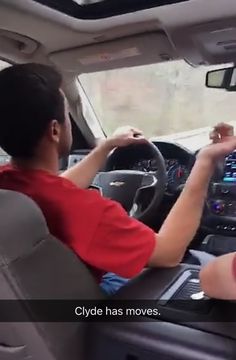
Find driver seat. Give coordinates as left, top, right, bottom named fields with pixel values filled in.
left=0, top=189, right=103, bottom=360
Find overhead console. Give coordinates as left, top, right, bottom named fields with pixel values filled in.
left=88, top=264, right=236, bottom=360
left=170, top=19, right=236, bottom=66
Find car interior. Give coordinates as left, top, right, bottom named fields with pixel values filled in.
left=1, top=0, right=236, bottom=359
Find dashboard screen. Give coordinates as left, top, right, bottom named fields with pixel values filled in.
left=223, top=151, right=236, bottom=182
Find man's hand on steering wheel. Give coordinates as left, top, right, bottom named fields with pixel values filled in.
left=100, top=126, right=148, bottom=151
left=62, top=125, right=149, bottom=189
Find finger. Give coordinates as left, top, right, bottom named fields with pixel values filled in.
left=214, top=123, right=234, bottom=137
left=120, top=125, right=142, bottom=132
left=129, top=134, right=146, bottom=140
left=209, top=130, right=217, bottom=139
left=209, top=130, right=220, bottom=143
left=214, top=122, right=233, bottom=130
left=214, top=122, right=231, bottom=128
left=132, top=133, right=143, bottom=139
left=127, top=136, right=147, bottom=144
left=214, top=122, right=227, bottom=129
left=130, top=128, right=143, bottom=136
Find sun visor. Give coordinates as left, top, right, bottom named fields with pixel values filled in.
left=50, top=32, right=176, bottom=74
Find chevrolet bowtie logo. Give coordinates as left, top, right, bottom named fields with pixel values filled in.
left=109, top=181, right=125, bottom=187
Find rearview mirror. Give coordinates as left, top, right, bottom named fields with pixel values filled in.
left=206, top=66, right=236, bottom=91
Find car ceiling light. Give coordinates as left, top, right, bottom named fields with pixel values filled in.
left=72, top=0, right=104, bottom=5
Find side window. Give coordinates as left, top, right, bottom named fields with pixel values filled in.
left=0, top=60, right=11, bottom=161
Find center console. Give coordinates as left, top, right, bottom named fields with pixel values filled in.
left=200, top=234, right=236, bottom=255
left=88, top=265, right=236, bottom=360
left=206, top=182, right=236, bottom=232
left=204, top=151, right=236, bottom=237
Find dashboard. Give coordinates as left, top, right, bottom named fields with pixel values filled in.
left=123, top=157, right=189, bottom=193
left=166, top=159, right=190, bottom=193
left=144, top=141, right=195, bottom=193
left=108, top=141, right=195, bottom=194
left=65, top=142, right=195, bottom=194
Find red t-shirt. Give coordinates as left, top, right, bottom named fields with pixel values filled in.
left=0, top=165, right=155, bottom=281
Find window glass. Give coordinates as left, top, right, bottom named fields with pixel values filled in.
left=79, top=60, right=236, bottom=149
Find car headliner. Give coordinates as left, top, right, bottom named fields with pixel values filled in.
left=0, top=0, right=236, bottom=65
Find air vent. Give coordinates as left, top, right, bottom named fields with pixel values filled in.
left=216, top=39, right=236, bottom=51
left=224, top=45, right=236, bottom=51
left=193, top=25, right=236, bottom=59
left=217, top=40, right=236, bottom=46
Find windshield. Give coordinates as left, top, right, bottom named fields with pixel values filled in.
left=79, top=60, right=236, bottom=150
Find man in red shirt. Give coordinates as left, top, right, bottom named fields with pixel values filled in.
left=0, top=63, right=236, bottom=294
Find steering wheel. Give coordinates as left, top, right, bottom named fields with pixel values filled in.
left=92, top=142, right=167, bottom=222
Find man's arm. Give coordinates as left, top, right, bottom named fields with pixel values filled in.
left=61, top=142, right=113, bottom=189
left=148, top=135, right=236, bottom=268
left=149, top=154, right=214, bottom=267
left=199, top=123, right=236, bottom=299
left=61, top=126, right=146, bottom=189
left=199, top=253, right=236, bottom=299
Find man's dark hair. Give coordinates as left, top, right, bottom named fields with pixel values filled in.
left=0, top=63, right=64, bottom=158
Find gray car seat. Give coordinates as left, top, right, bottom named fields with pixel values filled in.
left=0, top=190, right=104, bottom=360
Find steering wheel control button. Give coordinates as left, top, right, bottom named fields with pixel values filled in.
left=216, top=224, right=236, bottom=232
left=210, top=200, right=225, bottom=215
left=141, top=174, right=156, bottom=187
left=211, top=183, right=232, bottom=196
left=221, top=187, right=230, bottom=195
left=129, top=203, right=138, bottom=217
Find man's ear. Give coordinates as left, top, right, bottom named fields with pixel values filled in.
left=49, top=119, right=61, bottom=143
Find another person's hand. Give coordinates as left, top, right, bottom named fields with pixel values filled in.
left=200, top=252, right=236, bottom=299
left=101, top=126, right=147, bottom=151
